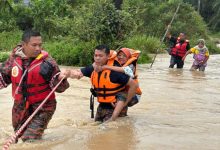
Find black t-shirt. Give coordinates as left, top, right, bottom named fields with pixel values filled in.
left=80, top=61, right=130, bottom=86
left=169, top=36, right=190, bottom=50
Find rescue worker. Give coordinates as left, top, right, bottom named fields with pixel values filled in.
left=182, top=39, right=209, bottom=71
left=95, top=48, right=142, bottom=107
left=64, top=45, right=138, bottom=122
left=0, top=30, right=69, bottom=142
left=167, top=32, right=190, bottom=68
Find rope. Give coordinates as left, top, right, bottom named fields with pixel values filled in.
left=2, top=76, right=66, bottom=150
left=150, top=3, right=181, bottom=68
left=90, top=88, right=97, bottom=118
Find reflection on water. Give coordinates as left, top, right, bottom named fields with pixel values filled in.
left=1, top=54, right=220, bottom=150
left=87, top=121, right=135, bottom=150
left=190, top=70, right=206, bottom=79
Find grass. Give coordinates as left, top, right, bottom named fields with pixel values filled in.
left=0, top=30, right=219, bottom=64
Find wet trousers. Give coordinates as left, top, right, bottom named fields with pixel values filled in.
left=12, top=100, right=56, bottom=142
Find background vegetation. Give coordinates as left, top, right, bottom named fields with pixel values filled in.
left=0, top=0, right=219, bottom=65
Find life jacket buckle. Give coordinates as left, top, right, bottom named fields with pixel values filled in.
left=90, top=88, right=97, bottom=97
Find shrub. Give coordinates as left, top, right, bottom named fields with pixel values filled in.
left=0, top=30, right=22, bottom=51
left=43, top=39, right=97, bottom=66
left=124, top=35, right=164, bottom=63
left=0, top=52, right=9, bottom=62
left=70, top=0, right=137, bottom=49
left=206, top=40, right=220, bottom=54
left=44, top=40, right=79, bottom=65
left=0, top=0, right=217, bottom=66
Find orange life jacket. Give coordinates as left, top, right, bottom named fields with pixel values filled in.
left=119, top=49, right=142, bottom=95
left=11, top=51, right=55, bottom=105
left=91, top=50, right=125, bottom=103
left=171, top=37, right=189, bottom=57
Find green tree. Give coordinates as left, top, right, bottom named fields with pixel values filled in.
left=0, top=0, right=13, bottom=13
left=184, top=0, right=220, bottom=31
left=123, top=0, right=207, bottom=38
left=71, top=0, right=136, bottom=48
left=0, top=0, right=17, bottom=31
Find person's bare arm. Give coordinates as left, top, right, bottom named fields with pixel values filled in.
left=102, top=65, right=124, bottom=73
left=70, top=69, right=84, bottom=79
left=166, top=25, right=172, bottom=39
left=111, top=78, right=138, bottom=121
left=60, top=69, right=84, bottom=79
left=124, top=78, right=138, bottom=106
left=182, top=50, right=192, bottom=61
left=166, top=33, right=172, bottom=39
left=102, top=65, right=134, bottom=78
left=92, top=63, right=125, bottom=73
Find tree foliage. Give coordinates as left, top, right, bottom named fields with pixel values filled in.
left=184, top=0, right=220, bottom=31
left=0, top=0, right=219, bottom=65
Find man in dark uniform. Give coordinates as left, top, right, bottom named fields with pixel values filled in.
left=0, top=30, right=69, bottom=142
left=65, top=45, right=138, bottom=122
left=167, top=32, right=190, bottom=68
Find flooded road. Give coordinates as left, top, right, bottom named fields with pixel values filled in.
left=0, top=54, right=220, bottom=150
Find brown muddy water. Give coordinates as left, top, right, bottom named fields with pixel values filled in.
left=0, top=54, right=220, bottom=150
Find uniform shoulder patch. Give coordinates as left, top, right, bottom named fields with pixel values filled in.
left=12, top=66, right=19, bottom=77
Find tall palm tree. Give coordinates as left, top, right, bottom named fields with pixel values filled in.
left=184, top=0, right=220, bottom=30
left=208, top=0, right=220, bottom=30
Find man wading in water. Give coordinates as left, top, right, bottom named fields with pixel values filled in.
left=166, top=31, right=190, bottom=69
left=0, top=30, right=69, bottom=142
left=64, top=45, right=138, bottom=122
left=94, top=48, right=142, bottom=116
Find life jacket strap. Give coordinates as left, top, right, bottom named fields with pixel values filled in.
left=90, top=88, right=97, bottom=97
left=90, top=94, right=94, bottom=118
left=94, top=84, right=125, bottom=92
left=96, top=89, right=124, bottom=97
left=15, top=82, right=48, bottom=88
left=17, top=86, right=50, bottom=96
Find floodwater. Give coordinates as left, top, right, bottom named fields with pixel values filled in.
left=0, top=54, right=220, bottom=150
